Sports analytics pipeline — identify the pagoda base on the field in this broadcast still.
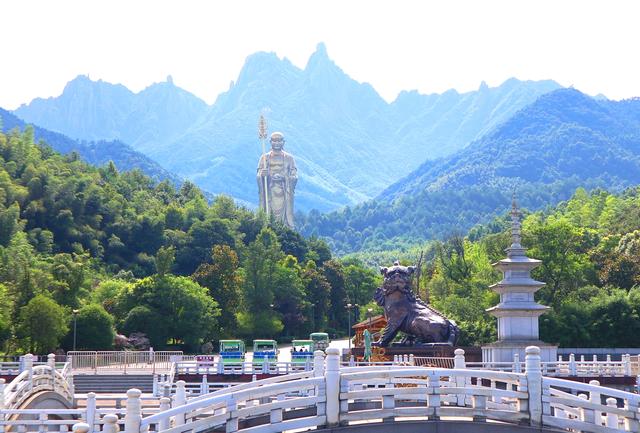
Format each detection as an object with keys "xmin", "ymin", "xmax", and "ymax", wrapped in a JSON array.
[{"xmin": 482, "ymin": 340, "xmax": 557, "ymax": 363}]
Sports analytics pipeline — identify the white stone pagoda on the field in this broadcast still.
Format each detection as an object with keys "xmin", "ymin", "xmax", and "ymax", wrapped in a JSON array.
[{"xmin": 482, "ymin": 197, "xmax": 557, "ymax": 363}]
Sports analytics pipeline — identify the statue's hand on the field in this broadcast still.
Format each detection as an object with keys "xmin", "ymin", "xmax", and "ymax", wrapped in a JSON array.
[
  {"xmin": 258, "ymin": 169, "xmax": 268, "ymax": 177},
  {"xmin": 272, "ymin": 173, "xmax": 284, "ymax": 181}
]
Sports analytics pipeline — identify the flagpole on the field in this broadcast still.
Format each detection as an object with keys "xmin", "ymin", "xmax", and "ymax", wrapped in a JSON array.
[{"xmin": 258, "ymin": 114, "xmax": 269, "ymax": 216}]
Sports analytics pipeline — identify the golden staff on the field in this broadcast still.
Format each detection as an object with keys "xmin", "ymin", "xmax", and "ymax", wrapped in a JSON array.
[{"xmin": 258, "ymin": 114, "xmax": 269, "ymax": 216}]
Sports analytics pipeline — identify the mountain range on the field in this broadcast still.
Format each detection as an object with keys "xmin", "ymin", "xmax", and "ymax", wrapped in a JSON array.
[
  {"xmin": 12, "ymin": 43, "xmax": 561, "ymax": 211},
  {"xmin": 297, "ymin": 89, "xmax": 640, "ymax": 253},
  {"xmin": 0, "ymin": 108, "xmax": 182, "ymax": 185}
]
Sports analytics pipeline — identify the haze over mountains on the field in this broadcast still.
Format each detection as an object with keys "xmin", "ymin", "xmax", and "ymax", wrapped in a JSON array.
[
  {"xmin": 298, "ymin": 89, "xmax": 640, "ymax": 253},
  {"xmin": 13, "ymin": 43, "xmax": 560, "ymax": 211}
]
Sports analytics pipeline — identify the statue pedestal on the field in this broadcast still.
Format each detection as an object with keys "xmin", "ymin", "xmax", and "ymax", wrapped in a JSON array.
[
  {"xmin": 482, "ymin": 340, "xmax": 557, "ymax": 363},
  {"xmin": 349, "ymin": 346, "xmax": 482, "ymax": 362}
]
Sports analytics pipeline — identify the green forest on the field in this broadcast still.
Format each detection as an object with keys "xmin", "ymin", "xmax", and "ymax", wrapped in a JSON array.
[
  {"xmin": 0, "ymin": 126, "xmax": 380, "ymax": 354},
  {"xmin": 413, "ymin": 187, "xmax": 640, "ymax": 347},
  {"xmin": 2, "ymin": 125, "xmax": 640, "ymax": 354}
]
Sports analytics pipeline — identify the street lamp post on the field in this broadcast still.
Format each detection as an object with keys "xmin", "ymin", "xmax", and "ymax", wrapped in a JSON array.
[
  {"xmin": 72, "ymin": 309, "xmax": 79, "ymax": 351},
  {"xmin": 346, "ymin": 303, "xmax": 359, "ymax": 351}
]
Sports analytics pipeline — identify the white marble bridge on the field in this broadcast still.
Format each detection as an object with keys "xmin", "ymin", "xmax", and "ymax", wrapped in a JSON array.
[{"xmin": 3, "ymin": 346, "xmax": 640, "ymax": 433}]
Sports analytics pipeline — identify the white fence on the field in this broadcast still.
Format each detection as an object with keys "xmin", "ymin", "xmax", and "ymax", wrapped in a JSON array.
[{"xmin": 68, "ymin": 351, "xmax": 182, "ymax": 374}]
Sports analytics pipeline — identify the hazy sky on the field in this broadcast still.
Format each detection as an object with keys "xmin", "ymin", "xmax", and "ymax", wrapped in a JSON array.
[{"xmin": 2, "ymin": 0, "xmax": 639, "ymax": 109}]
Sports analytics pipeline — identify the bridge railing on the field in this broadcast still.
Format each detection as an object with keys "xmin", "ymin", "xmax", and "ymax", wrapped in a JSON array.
[
  {"xmin": 1, "ymin": 354, "xmax": 73, "ymax": 411},
  {"xmin": 417, "ymin": 351, "xmax": 635, "ymax": 377},
  {"xmin": 173, "ymin": 358, "xmax": 314, "ymax": 376}
]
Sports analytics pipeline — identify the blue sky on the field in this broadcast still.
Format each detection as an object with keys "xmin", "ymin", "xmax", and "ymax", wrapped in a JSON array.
[{"xmin": 1, "ymin": 0, "xmax": 639, "ymax": 108}]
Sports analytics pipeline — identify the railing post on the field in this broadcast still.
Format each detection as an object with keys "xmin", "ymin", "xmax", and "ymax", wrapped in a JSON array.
[
  {"xmin": 606, "ymin": 397, "xmax": 618, "ymax": 429},
  {"xmin": 200, "ymin": 374, "xmax": 208, "ymax": 395},
  {"xmin": 270, "ymin": 394, "xmax": 285, "ymax": 424},
  {"xmin": 172, "ymin": 380, "xmax": 186, "ymax": 426},
  {"xmin": 72, "ymin": 423, "xmax": 90, "ymax": 433},
  {"xmin": 226, "ymin": 397, "xmax": 238, "ymax": 433},
  {"xmin": 453, "ymin": 349, "xmax": 466, "ymax": 406},
  {"xmin": 0, "ymin": 379, "xmax": 5, "ymax": 433},
  {"xmin": 102, "ymin": 414, "xmax": 119, "ymax": 433},
  {"xmin": 47, "ymin": 353, "xmax": 56, "ymax": 368},
  {"xmin": 525, "ymin": 346, "xmax": 542, "ymax": 427},
  {"xmin": 624, "ymin": 354, "xmax": 632, "ymax": 376},
  {"xmin": 513, "ymin": 353, "xmax": 520, "ymax": 373},
  {"xmin": 427, "ymin": 372, "xmax": 441, "ymax": 420},
  {"xmin": 569, "ymin": 353, "xmax": 576, "ymax": 376},
  {"xmin": 85, "ymin": 392, "xmax": 96, "ymax": 433},
  {"xmin": 625, "ymin": 396, "xmax": 640, "ymax": 431},
  {"xmin": 158, "ymin": 397, "xmax": 171, "ymax": 431},
  {"xmin": 124, "ymin": 388, "xmax": 142, "ymax": 433},
  {"xmin": 578, "ymin": 393, "xmax": 592, "ymax": 425},
  {"xmin": 324, "ymin": 347, "xmax": 341, "ymax": 427},
  {"xmin": 24, "ymin": 353, "xmax": 34, "ymax": 391},
  {"xmin": 152, "ymin": 375, "xmax": 158, "ymax": 396}
]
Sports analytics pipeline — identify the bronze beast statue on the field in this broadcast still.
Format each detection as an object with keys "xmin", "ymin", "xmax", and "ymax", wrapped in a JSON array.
[{"xmin": 374, "ymin": 262, "xmax": 459, "ymax": 347}]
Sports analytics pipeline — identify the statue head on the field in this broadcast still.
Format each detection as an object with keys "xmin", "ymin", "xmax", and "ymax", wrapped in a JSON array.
[
  {"xmin": 379, "ymin": 262, "xmax": 416, "ymax": 293},
  {"xmin": 270, "ymin": 132, "xmax": 285, "ymax": 151}
]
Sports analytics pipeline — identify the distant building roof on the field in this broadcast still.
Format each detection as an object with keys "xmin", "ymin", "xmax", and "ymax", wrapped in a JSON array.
[{"xmin": 352, "ymin": 315, "xmax": 386, "ymax": 329}]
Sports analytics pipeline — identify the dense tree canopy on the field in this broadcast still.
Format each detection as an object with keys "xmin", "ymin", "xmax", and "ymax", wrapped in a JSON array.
[{"xmin": 0, "ymin": 127, "xmax": 380, "ymax": 353}]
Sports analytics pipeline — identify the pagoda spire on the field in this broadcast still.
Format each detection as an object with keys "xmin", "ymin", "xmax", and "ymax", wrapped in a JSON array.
[{"xmin": 507, "ymin": 193, "xmax": 526, "ymax": 258}]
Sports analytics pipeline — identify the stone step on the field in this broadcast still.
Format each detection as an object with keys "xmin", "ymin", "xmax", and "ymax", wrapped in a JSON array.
[{"xmin": 73, "ymin": 375, "xmax": 155, "ymax": 393}]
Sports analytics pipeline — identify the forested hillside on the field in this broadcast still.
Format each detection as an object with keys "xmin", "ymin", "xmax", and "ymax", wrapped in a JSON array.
[
  {"xmin": 0, "ymin": 108, "xmax": 182, "ymax": 186},
  {"xmin": 417, "ymin": 188, "xmax": 640, "ymax": 347},
  {"xmin": 0, "ymin": 127, "xmax": 379, "ymax": 354},
  {"xmin": 300, "ymin": 89, "xmax": 640, "ymax": 254}
]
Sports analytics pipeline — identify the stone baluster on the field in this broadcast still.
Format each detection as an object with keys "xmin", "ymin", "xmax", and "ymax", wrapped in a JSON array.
[
  {"xmin": 577, "ymin": 393, "xmax": 593, "ymax": 426},
  {"xmin": 124, "ymin": 389, "xmax": 142, "ymax": 433},
  {"xmin": 314, "ymin": 350, "xmax": 326, "ymax": 416},
  {"xmin": 172, "ymin": 381, "xmax": 186, "ymax": 426},
  {"xmin": 525, "ymin": 346, "xmax": 542, "ymax": 427},
  {"xmin": 427, "ymin": 372, "xmax": 441, "ymax": 420},
  {"xmin": 158, "ymin": 397, "xmax": 171, "ymax": 431},
  {"xmin": 24, "ymin": 354, "xmax": 34, "ymax": 391},
  {"xmin": 606, "ymin": 355, "xmax": 612, "ymax": 375},
  {"xmin": 37, "ymin": 412, "xmax": 46, "ymax": 433},
  {"xmin": 453, "ymin": 349, "xmax": 466, "ymax": 406},
  {"xmin": 472, "ymin": 392, "xmax": 487, "ymax": 422},
  {"xmin": 592, "ymin": 355, "xmax": 599, "ymax": 375},
  {"xmin": 226, "ymin": 397, "xmax": 238, "ymax": 433},
  {"xmin": 409, "ymin": 354, "xmax": 415, "ymax": 366},
  {"xmin": 569, "ymin": 353, "xmax": 577, "ymax": 376},
  {"xmin": 625, "ymin": 396, "xmax": 640, "ymax": 431},
  {"xmin": 48, "ymin": 353, "xmax": 56, "ymax": 383},
  {"xmin": 623, "ymin": 354, "xmax": 632, "ymax": 376},
  {"xmin": 200, "ymin": 375, "xmax": 208, "ymax": 395},
  {"xmin": 102, "ymin": 414, "xmax": 119, "ymax": 433},
  {"xmin": 325, "ymin": 347, "xmax": 341, "ymax": 427},
  {"xmin": 605, "ymin": 398, "xmax": 618, "ymax": 429},
  {"xmin": 0, "ymin": 379, "xmax": 5, "ymax": 433},
  {"xmin": 270, "ymin": 394, "xmax": 285, "ymax": 425},
  {"xmin": 513, "ymin": 353, "xmax": 520, "ymax": 373},
  {"xmin": 85, "ymin": 392, "xmax": 96, "ymax": 433}
]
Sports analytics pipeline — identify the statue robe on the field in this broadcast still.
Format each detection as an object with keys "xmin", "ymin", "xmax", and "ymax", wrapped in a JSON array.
[{"xmin": 257, "ymin": 150, "xmax": 297, "ymax": 228}]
